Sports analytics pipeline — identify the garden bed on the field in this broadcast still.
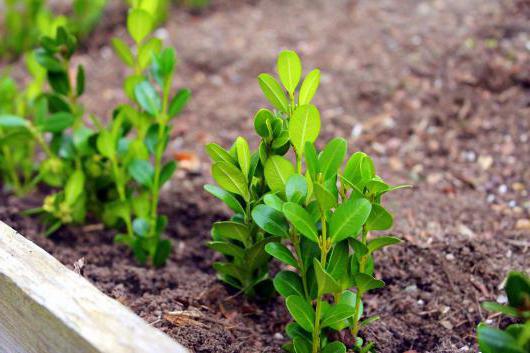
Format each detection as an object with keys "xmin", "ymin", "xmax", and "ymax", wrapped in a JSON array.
[{"xmin": 1, "ymin": 0, "xmax": 529, "ymax": 352}]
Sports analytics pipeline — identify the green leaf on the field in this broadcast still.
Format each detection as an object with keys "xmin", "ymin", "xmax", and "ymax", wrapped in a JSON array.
[
  {"xmin": 235, "ymin": 136, "xmax": 251, "ymax": 179},
  {"xmin": 254, "ymin": 109, "xmax": 273, "ymax": 137},
  {"xmin": 265, "ymin": 242, "xmax": 298, "ymax": 268},
  {"xmin": 286, "ymin": 174, "xmax": 308, "ymax": 204},
  {"xmin": 213, "ymin": 262, "xmax": 243, "ymax": 284},
  {"xmin": 367, "ymin": 236, "xmax": 401, "ymax": 254},
  {"xmin": 263, "ymin": 193, "xmax": 284, "ymax": 212},
  {"xmin": 354, "ymin": 273, "xmax": 385, "ymax": 295},
  {"xmin": 505, "ymin": 272, "xmax": 530, "ymax": 309},
  {"xmin": 203, "ymin": 184, "xmax": 245, "ymax": 215},
  {"xmin": 365, "ymin": 204, "xmax": 393, "ymax": 231},
  {"xmin": 313, "ymin": 258, "xmax": 341, "ymax": 295},
  {"xmin": 134, "ymin": 81, "xmax": 160, "ymax": 115},
  {"xmin": 205, "ymin": 143, "xmax": 237, "ymax": 165},
  {"xmin": 343, "ymin": 152, "xmax": 375, "ymax": 189},
  {"xmin": 208, "ymin": 241, "xmax": 245, "ymax": 258},
  {"xmin": 47, "ymin": 71, "xmax": 71, "ymax": 95},
  {"xmin": 481, "ymin": 302, "xmax": 520, "ymax": 317},
  {"xmin": 319, "ymin": 137, "xmax": 347, "ymax": 180},
  {"xmin": 305, "ymin": 142, "xmax": 319, "ymax": 180},
  {"xmin": 274, "ymin": 271, "xmax": 305, "ymax": 298},
  {"xmin": 286, "ymin": 295, "xmax": 315, "ymax": 333},
  {"xmin": 0, "ymin": 115, "xmax": 29, "ymax": 128},
  {"xmin": 289, "ymin": 104, "xmax": 321, "ymax": 156},
  {"xmin": 477, "ymin": 324, "xmax": 524, "ymax": 353},
  {"xmin": 212, "ymin": 221, "xmax": 249, "ymax": 244},
  {"xmin": 127, "ymin": 8, "xmax": 153, "ymax": 43},
  {"xmin": 212, "ymin": 161, "xmax": 250, "ymax": 201},
  {"xmin": 264, "ymin": 155, "xmax": 295, "ymax": 193},
  {"xmin": 39, "ymin": 112, "xmax": 75, "ymax": 133},
  {"xmin": 64, "ymin": 170, "xmax": 85, "ymax": 204},
  {"xmin": 321, "ymin": 341, "xmax": 346, "ymax": 353},
  {"xmin": 138, "ymin": 37, "xmax": 162, "ymax": 69},
  {"xmin": 299, "ymin": 69, "xmax": 321, "ymax": 106},
  {"xmin": 293, "ymin": 337, "xmax": 312, "ymax": 353},
  {"xmin": 168, "ymin": 88, "xmax": 191, "ymax": 118},
  {"xmin": 96, "ymin": 130, "xmax": 116, "ymax": 158},
  {"xmin": 327, "ymin": 240, "xmax": 350, "ymax": 285},
  {"xmin": 159, "ymin": 161, "xmax": 177, "ymax": 185},
  {"xmin": 76, "ymin": 65, "xmax": 85, "ymax": 97},
  {"xmin": 329, "ymin": 198, "xmax": 372, "ymax": 243},
  {"xmin": 257, "ymin": 73, "xmax": 289, "ymax": 112},
  {"xmin": 313, "ymin": 183, "xmax": 337, "ymax": 212},
  {"xmin": 277, "ymin": 50, "xmax": 302, "ymax": 95},
  {"xmin": 111, "ymin": 37, "xmax": 134, "ymax": 66},
  {"xmin": 252, "ymin": 204, "xmax": 289, "ymax": 237},
  {"xmin": 283, "ymin": 202, "xmax": 319, "ymax": 243},
  {"xmin": 132, "ymin": 218, "xmax": 150, "ymax": 237},
  {"xmin": 153, "ymin": 239, "xmax": 171, "ymax": 267},
  {"xmin": 321, "ymin": 304, "xmax": 356, "ymax": 328},
  {"xmin": 128, "ymin": 159, "xmax": 154, "ymax": 187}
]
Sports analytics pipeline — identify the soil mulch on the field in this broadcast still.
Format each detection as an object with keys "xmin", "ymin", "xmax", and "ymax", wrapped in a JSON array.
[{"xmin": 1, "ymin": 0, "xmax": 529, "ymax": 352}]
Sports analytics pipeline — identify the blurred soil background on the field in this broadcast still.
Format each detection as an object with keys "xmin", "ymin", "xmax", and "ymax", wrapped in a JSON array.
[{"xmin": 1, "ymin": 0, "xmax": 530, "ymax": 352}]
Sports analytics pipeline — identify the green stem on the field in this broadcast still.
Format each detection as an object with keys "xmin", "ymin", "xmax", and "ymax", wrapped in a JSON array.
[
  {"xmin": 312, "ymin": 212, "xmax": 329, "ymax": 353},
  {"xmin": 2, "ymin": 145, "xmax": 22, "ymax": 195},
  {"xmin": 291, "ymin": 230, "xmax": 309, "ymax": 299},
  {"xmin": 351, "ymin": 226, "xmax": 368, "ymax": 337}
]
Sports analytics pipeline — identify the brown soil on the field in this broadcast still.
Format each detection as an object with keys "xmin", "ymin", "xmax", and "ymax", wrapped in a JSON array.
[{"xmin": 1, "ymin": 0, "xmax": 530, "ymax": 352}]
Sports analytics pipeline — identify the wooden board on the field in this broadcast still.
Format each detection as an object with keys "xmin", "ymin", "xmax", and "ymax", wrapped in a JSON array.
[{"xmin": 0, "ymin": 221, "xmax": 189, "ymax": 353}]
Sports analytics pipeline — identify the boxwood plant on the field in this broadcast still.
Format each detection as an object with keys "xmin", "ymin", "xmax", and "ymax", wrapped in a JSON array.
[
  {"xmin": 478, "ymin": 271, "xmax": 530, "ymax": 353},
  {"xmin": 206, "ymin": 50, "xmax": 409, "ymax": 351},
  {"xmin": 101, "ymin": 1, "xmax": 190, "ymax": 266}
]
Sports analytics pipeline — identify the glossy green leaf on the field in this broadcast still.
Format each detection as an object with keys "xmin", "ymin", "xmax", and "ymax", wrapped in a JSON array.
[
  {"xmin": 0, "ymin": 115, "xmax": 29, "ymax": 128},
  {"xmin": 254, "ymin": 108, "xmax": 274, "ymax": 137},
  {"xmin": 274, "ymin": 271, "xmax": 305, "ymax": 298},
  {"xmin": 111, "ymin": 37, "xmax": 134, "ymax": 66},
  {"xmin": 265, "ymin": 242, "xmax": 298, "ymax": 268},
  {"xmin": 286, "ymin": 174, "xmax": 308, "ymax": 204},
  {"xmin": 354, "ymin": 273, "xmax": 385, "ymax": 295},
  {"xmin": 277, "ymin": 50, "xmax": 302, "ymax": 95},
  {"xmin": 212, "ymin": 161, "xmax": 250, "ymax": 201},
  {"xmin": 477, "ymin": 324, "xmax": 524, "ymax": 353},
  {"xmin": 365, "ymin": 204, "xmax": 393, "ymax": 231},
  {"xmin": 321, "ymin": 304, "xmax": 356, "ymax": 328},
  {"xmin": 205, "ymin": 143, "xmax": 237, "ymax": 165},
  {"xmin": 168, "ymin": 88, "xmax": 191, "ymax": 118},
  {"xmin": 305, "ymin": 142, "xmax": 319, "ymax": 180},
  {"xmin": 319, "ymin": 137, "xmax": 347, "ymax": 180},
  {"xmin": 367, "ymin": 236, "xmax": 401, "ymax": 254},
  {"xmin": 505, "ymin": 272, "xmax": 530, "ymax": 309},
  {"xmin": 97, "ymin": 130, "xmax": 115, "ymax": 158},
  {"xmin": 313, "ymin": 258, "xmax": 341, "ymax": 295},
  {"xmin": 252, "ymin": 204, "xmax": 289, "ymax": 237},
  {"xmin": 313, "ymin": 183, "xmax": 337, "ymax": 212},
  {"xmin": 299, "ymin": 69, "xmax": 320, "ymax": 106},
  {"xmin": 134, "ymin": 81, "xmax": 160, "ymax": 115},
  {"xmin": 128, "ymin": 159, "xmax": 154, "ymax": 187},
  {"xmin": 235, "ymin": 136, "xmax": 251, "ymax": 179},
  {"xmin": 257, "ymin": 73, "xmax": 289, "ymax": 113},
  {"xmin": 327, "ymin": 240, "xmax": 349, "ymax": 284},
  {"xmin": 64, "ymin": 170, "xmax": 85, "ymax": 204},
  {"xmin": 321, "ymin": 341, "xmax": 346, "ymax": 353},
  {"xmin": 159, "ymin": 161, "xmax": 177, "ymax": 185},
  {"xmin": 208, "ymin": 241, "xmax": 245, "ymax": 258},
  {"xmin": 39, "ymin": 112, "xmax": 75, "ymax": 133},
  {"xmin": 76, "ymin": 65, "xmax": 85, "ymax": 97},
  {"xmin": 132, "ymin": 218, "xmax": 150, "ymax": 237},
  {"xmin": 263, "ymin": 193, "xmax": 284, "ymax": 212},
  {"xmin": 203, "ymin": 184, "xmax": 245, "ymax": 215},
  {"xmin": 212, "ymin": 221, "xmax": 249, "ymax": 244},
  {"xmin": 153, "ymin": 239, "xmax": 171, "ymax": 267},
  {"xmin": 289, "ymin": 104, "xmax": 320, "ymax": 156},
  {"xmin": 283, "ymin": 202, "xmax": 319, "ymax": 243},
  {"xmin": 286, "ymin": 295, "xmax": 315, "ymax": 333},
  {"xmin": 127, "ymin": 9, "xmax": 153, "ymax": 43},
  {"xmin": 264, "ymin": 155, "xmax": 295, "ymax": 193},
  {"xmin": 293, "ymin": 337, "xmax": 312, "ymax": 353},
  {"xmin": 329, "ymin": 198, "xmax": 372, "ymax": 243}
]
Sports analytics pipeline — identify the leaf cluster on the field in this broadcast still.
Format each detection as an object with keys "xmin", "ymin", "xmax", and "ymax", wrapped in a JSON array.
[
  {"xmin": 478, "ymin": 271, "xmax": 530, "ymax": 353},
  {"xmin": 206, "ymin": 50, "xmax": 410, "ymax": 352}
]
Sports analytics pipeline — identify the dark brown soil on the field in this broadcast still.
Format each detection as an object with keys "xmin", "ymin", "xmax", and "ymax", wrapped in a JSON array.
[{"xmin": 1, "ymin": 0, "xmax": 530, "ymax": 352}]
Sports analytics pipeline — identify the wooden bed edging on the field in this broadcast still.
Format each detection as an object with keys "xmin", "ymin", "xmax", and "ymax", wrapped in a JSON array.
[{"xmin": 0, "ymin": 221, "xmax": 189, "ymax": 353}]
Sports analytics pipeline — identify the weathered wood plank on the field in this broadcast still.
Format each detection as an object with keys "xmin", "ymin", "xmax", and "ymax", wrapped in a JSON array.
[{"xmin": 0, "ymin": 221, "xmax": 189, "ymax": 353}]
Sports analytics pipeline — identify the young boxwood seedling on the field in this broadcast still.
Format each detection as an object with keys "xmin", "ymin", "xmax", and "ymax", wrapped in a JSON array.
[
  {"xmin": 243, "ymin": 51, "xmax": 408, "ymax": 352},
  {"xmin": 477, "ymin": 271, "xmax": 530, "ymax": 353},
  {"xmin": 203, "ymin": 51, "xmax": 319, "ymax": 297},
  {"xmin": 0, "ymin": 53, "xmax": 45, "ymax": 195},
  {"xmin": 101, "ymin": 1, "xmax": 190, "ymax": 266}
]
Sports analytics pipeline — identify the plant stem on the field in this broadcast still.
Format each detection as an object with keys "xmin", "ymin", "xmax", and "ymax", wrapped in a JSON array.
[
  {"xmin": 351, "ymin": 225, "xmax": 369, "ymax": 337},
  {"xmin": 291, "ymin": 230, "xmax": 309, "ymax": 299},
  {"xmin": 312, "ymin": 212, "xmax": 329, "ymax": 353}
]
